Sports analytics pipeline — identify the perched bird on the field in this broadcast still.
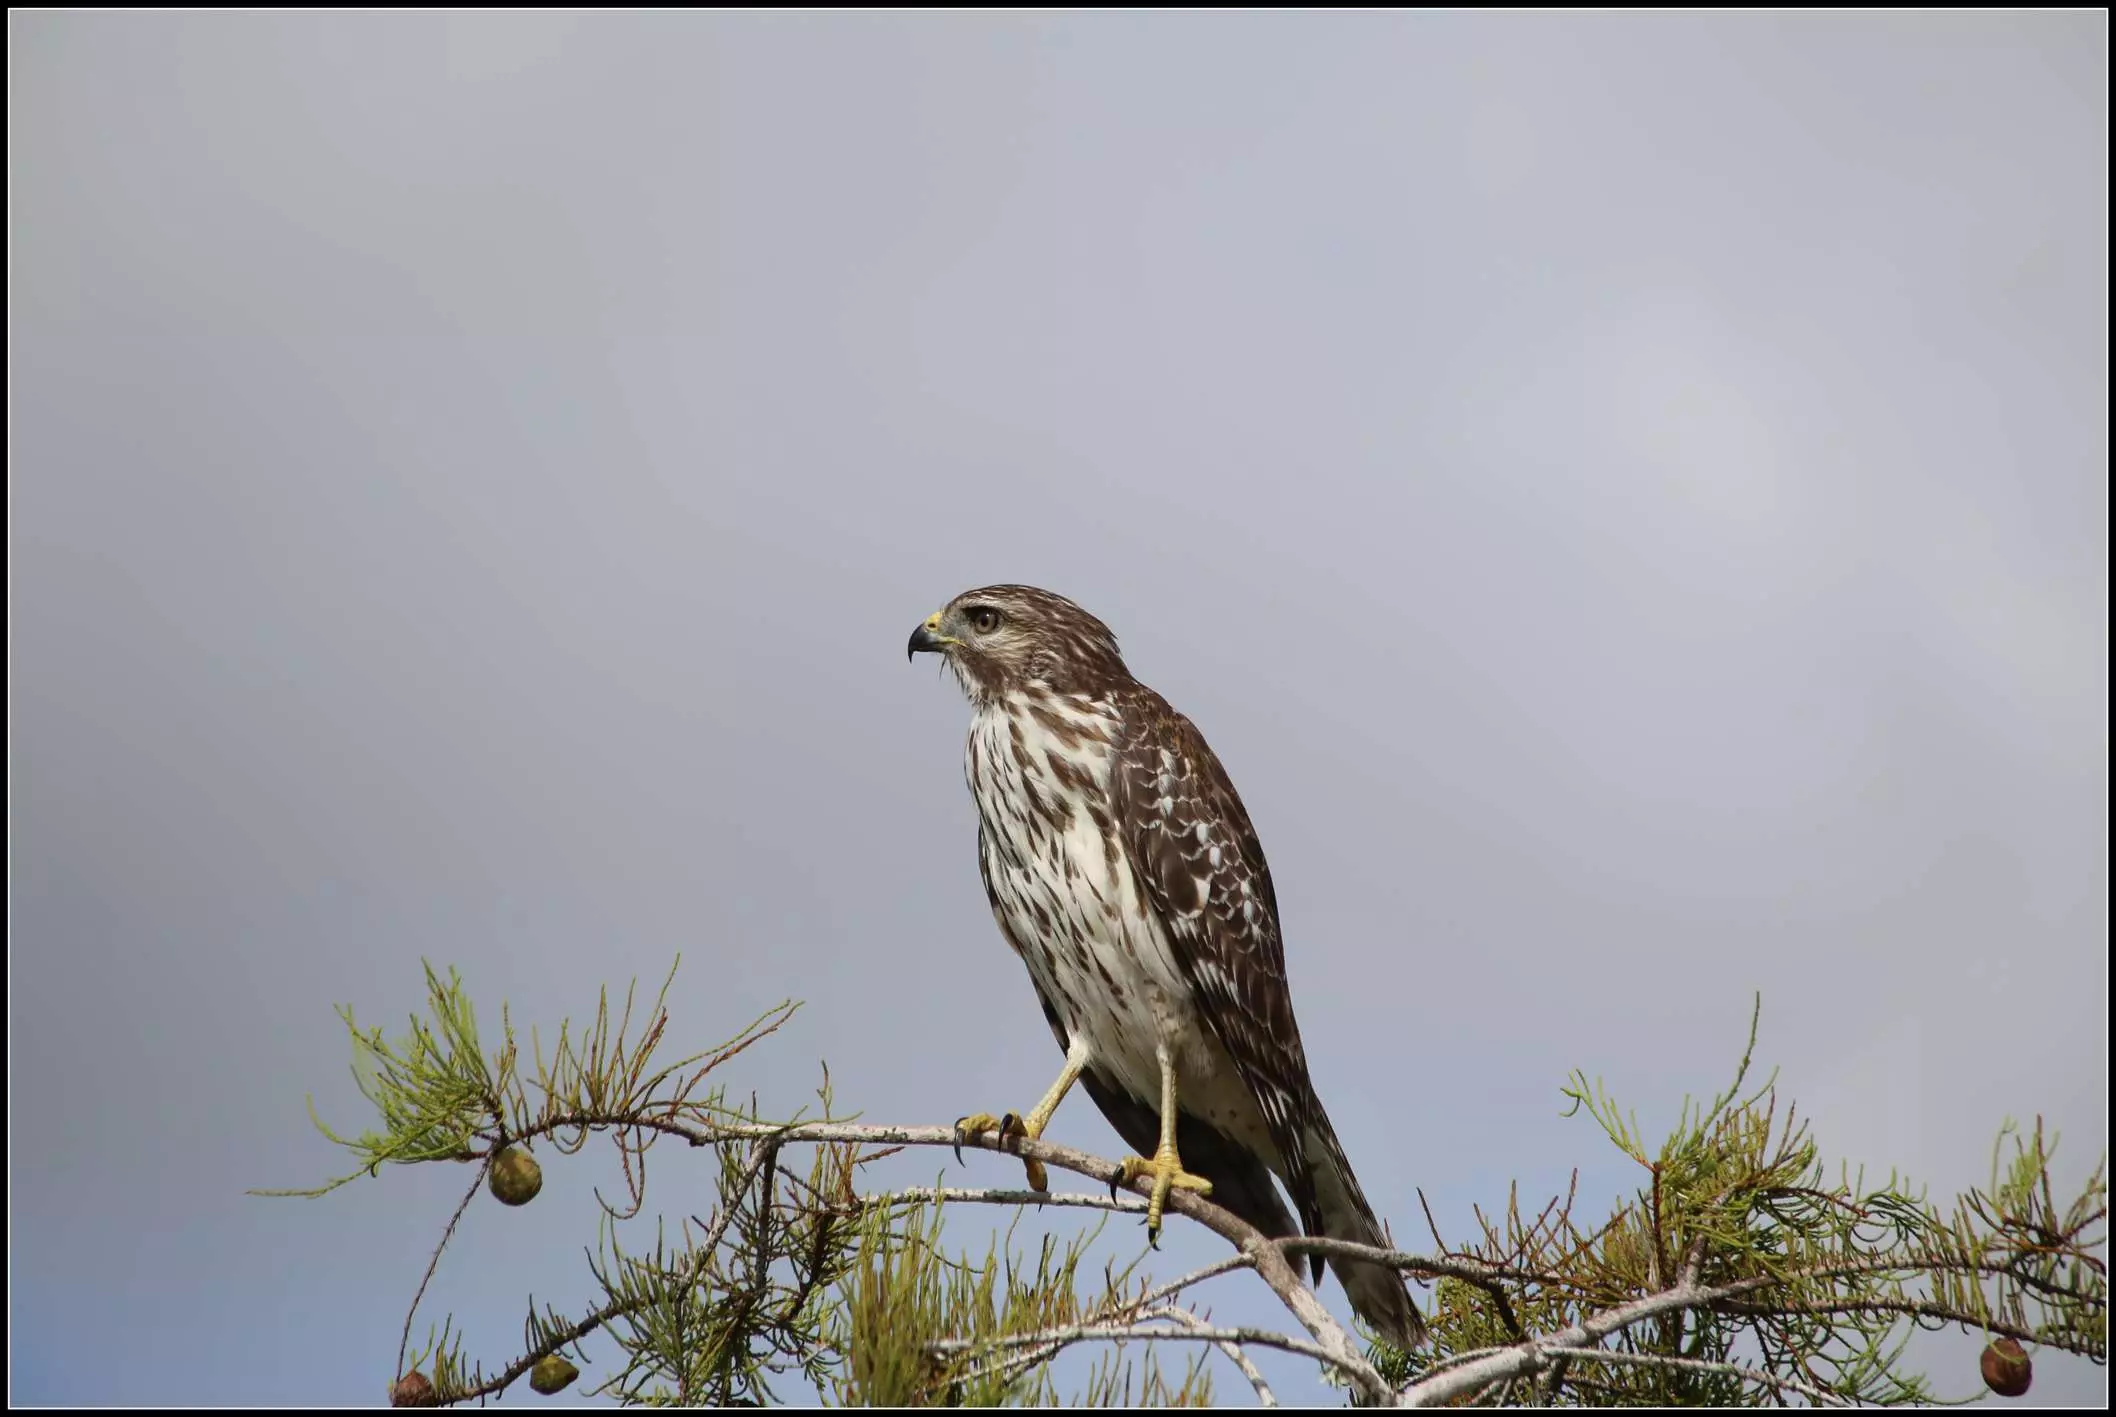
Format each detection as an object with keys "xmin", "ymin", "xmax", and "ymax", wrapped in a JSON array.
[{"xmin": 908, "ymin": 584, "xmax": 1425, "ymax": 1351}]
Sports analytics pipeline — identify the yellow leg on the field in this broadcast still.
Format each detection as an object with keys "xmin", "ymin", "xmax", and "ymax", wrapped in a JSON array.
[
  {"xmin": 1116, "ymin": 1042, "xmax": 1212, "ymax": 1243},
  {"xmin": 955, "ymin": 1037, "xmax": 1089, "ymax": 1191}
]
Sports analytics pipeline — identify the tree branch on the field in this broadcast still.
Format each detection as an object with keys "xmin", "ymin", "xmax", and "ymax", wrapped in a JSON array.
[
  {"xmin": 397, "ymin": 1160, "xmax": 489, "ymax": 1380},
  {"xmin": 861, "ymin": 1184, "xmax": 1150, "ymax": 1217},
  {"xmin": 934, "ymin": 1318, "xmax": 1359, "ymax": 1375},
  {"xmin": 1551, "ymin": 1346, "xmax": 1847, "ymax": 1407},
  {"xmin": 435, "ymin": 1112, "xmax": 2100, "ymax": 1410},
  {"xmin": 1402, "ymin": 1280, "xmax": 1724, "ymax": 1407},
  {"xmin": 1144, "ymin": 1305, "xmax": 1279, "ymax": 1407},
  {"xmin": 430, "ymin": 1138, "xmax": 782, "ymax": 1405},
  {"xmin": 495, "ymin": 1117, "xmax": 1401, "ymax": 1405}
]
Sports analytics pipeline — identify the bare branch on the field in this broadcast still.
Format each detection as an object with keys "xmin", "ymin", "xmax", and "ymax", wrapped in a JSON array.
[
  {"xmin": 397, "ymin": 1160, "xmax": 489, "ymax": 1380},
  {"xmin": 1130, "ymin": 1252, "xmax": 1262, "ymax": 1315},
  {"xmin": 1710, "ymin": 1296, "xmax": 2049, "ymax": 1348},
  {"xmin": 1274, "ymin": 1233, "xmax": 1553, "ymax": 1288},
  {"xmin": 940, "ymin": 1241, "xmax": 1266, "ymax": 1399},
  {"xmin": 1398, "ymin": 1255, "xmax": 2058, "ymax": 1409},
  {"xmin": 653, "ymin": 1120, "xmax": 1397, "ymax": 1404},
  {"xmin": 935, "ymin": 1318, "xmax": 1360, "ymax": 1374},
  {"xmin": 435, "ymin": 1139, "xmax": 784, "ymax": 1405},
  {"xmin": 861, "ymin": 1184, "xmax": 1150, "ymax": 1218},
  {"xmin": 1552, "ymin": 1346, "xmax": 1849, "ymax": 1407},
  {"xmin": 296, "ymin": 967, "xmax": 2107, "ymax": 1409},
  {"xmin": 1144, "ymin": 1305, "xmax": 1279, "ymax": 1407},
  {"xmin": 1403, "ymin": 1280, "xmax": 1724, "ymax": 1407}
]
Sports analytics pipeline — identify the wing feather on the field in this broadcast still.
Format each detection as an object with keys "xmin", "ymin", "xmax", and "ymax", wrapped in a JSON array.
[
  {"xmin": 976, "ymin": 819, "xmax": 1300, "ymax": 1243},
  {"xmin": 1109, "ymin": 689, "xmax": 1327, "ymax": 1253}
]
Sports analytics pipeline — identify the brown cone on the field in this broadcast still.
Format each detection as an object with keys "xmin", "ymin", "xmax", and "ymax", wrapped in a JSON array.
[
  {"xmin": 1980, "ymin": 1338, "xmax": 2032, "ymax": 1398},
  {"xmin": 390, "ymin": 1370, "xmax": 440, "ymax": 1407}
]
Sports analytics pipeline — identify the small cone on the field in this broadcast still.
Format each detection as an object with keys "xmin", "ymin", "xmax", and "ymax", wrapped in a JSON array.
[
  {"xmin": 390, "ymin": 1370, "xmax": 439, "ymax": 1407},
  {"xmin": 1980, "ymin": 1338, "xmax": 2032, "ymax": 1398},
  {"xmin": 530, "ymin": 1355, "xmax": 580, "ymax": 1395},
  {"xmin": 488, "ymin": 1147, "xmax": 544, "ymax": 1207}
]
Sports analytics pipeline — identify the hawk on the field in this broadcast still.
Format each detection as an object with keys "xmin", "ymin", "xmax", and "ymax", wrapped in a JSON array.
[{"xmin": 908, "ymin": 584, "xmax": 1426, "ymax": 1351}]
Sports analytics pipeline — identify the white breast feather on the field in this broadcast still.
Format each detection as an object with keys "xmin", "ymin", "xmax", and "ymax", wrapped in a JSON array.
[{"xmin": 963, "ymin": 692, "xmax": 1279, "ymax": 1165}]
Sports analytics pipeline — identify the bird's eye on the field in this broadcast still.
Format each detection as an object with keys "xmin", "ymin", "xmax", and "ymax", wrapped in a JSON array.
[{"xmin": 969, "ymin": 606, "xmax": 1002, "ymax": 634}]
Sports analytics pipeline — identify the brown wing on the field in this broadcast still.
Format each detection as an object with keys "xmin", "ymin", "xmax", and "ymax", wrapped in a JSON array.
[
  {"xmin": 975, "ymin": 820, "xmax": 1302, "ymax": 1247},
  {"xmin": 1109, "ymin": 688, "xmax": 1328, "ymax": 1252}
]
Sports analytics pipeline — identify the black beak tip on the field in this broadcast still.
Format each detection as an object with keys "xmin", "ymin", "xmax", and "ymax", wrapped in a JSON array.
[{"xmin": 908, "ymin": 623, "xmax": 943, "ymax": 662}]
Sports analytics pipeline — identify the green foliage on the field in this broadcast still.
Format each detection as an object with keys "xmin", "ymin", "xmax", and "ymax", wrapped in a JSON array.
[
  {"xmin": 254, "ymin": 963, "xmax": 498, "ymax": 1194},
  {"xmin": 266, "ymin": 969, "xmax": 2106, "ymax": 1408},
  {"xmin": 833, "ymin": 1197, "xmax": 1210, "ymax": 1407},
  {"xmin": 1400, "ymin": 996, "xmax": 2107, "ymax": 1405},
  {"xmin": 264, "ymin": 962, "xmax": 1214, "ymax": 1406},
  {"xmin": 574, "ymin": 1123, "xmax": 859, "ymax": 1406}
]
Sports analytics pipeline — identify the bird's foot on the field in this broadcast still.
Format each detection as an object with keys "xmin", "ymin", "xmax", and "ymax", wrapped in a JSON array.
[
  {"xmin": 953, "ymin": 1111, "xmax": 1049, "ymax": 1191},
  {"xmin": 1114, "ymin": 1147, "xmax": 1212, "ymax": 1245}
]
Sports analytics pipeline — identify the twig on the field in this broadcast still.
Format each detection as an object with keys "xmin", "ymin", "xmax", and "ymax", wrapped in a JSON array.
[
  {"xmin": 1398, "ymin": 1258, "xmax": 1996, "ymax": 1408},
  {"xmin": 1711, "ymin": 1296, "xmax": 2049, "ymax": 1348},
  {"xmin": 1129, "ymin": 1251, "xmax": 1261, "ymax": 1315},
  {"xmin": 1403, "ymin": 1280, "xmax": 1725, "ymax": 1407},
  {"xmin": 1240, "ymin": 1229, "xmax": 1391, "ymax": 1402},
  {"xmin": 437, "ymin": 1112, "xmax": 2102, "ymax": 1410},
  {"xmin": 953, "ymin": 1244, "xmax": 1262, "ymax": 1394},
  {"xmin": 1412, "ymin": 1343, "xmax": 1517, "ymax": 1380},
  {"xmin": 1552, "ymin": 1346, "xmax": 1850, "ymax": 1406},
  {"xmin": 643, "ymin": 1119, "xmax": 1394, "ymax": 1405},
  {"xmin": 934, "ymin": 1319, "xmax": 1359, "ymax": 1374},
  {"xmin": 1274, "ymin": 1233, "xmax": 1552, "ymax": 1289},
  {"xmin": 397, "ymin": 1160, "xmax": 491, "ymax": 1379},
  {"xmin": 435, "ymin": 1140, "xmax": 782, "ymax": 1404},
  {"xmin": 1145, "ymin": 1305, "xmax": 1278, "ymax": 1406},
  {"xmin": 862, "ymin": 1185, "xmax": 1150, "ymax": 1217}
]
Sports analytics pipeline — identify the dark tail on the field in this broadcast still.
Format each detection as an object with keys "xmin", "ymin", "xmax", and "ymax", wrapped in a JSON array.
[
  {"xmin": 1303, "ymin": 1112, "xmax": 1427, "ymax": 1351},
  {"xmin": 1082, "ymin": 1067, "xmax": 1425, "ymax": 1349}
]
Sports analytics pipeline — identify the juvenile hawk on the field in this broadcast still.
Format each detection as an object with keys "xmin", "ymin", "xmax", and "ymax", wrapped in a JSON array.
[{"xmin": 908, "ymin": 584, "xmax": 1425, "ymax": 1351}]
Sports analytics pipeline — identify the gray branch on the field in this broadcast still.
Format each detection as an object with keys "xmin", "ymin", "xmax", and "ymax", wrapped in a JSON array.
[
  {"xmin": 1552, "ymin": 1346, "xmax": 1850, "ymax": 1406},
  {"xmin": 1143, "ymin": 1305, "xmax": 1279, "ymax": 1407}
]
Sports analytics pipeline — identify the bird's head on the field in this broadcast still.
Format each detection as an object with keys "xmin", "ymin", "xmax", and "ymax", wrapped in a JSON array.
[{"xmin": 907, "ymin": 585, "xmax": 1129, "ymax": 702}]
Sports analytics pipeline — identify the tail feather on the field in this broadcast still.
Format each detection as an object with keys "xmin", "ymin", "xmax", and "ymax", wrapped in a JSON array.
[
  {"xmin": 1080, "ymin": 1066, "xmax": 1426, "ymax": 1351},
  {"xmin": 1305, "ymin": 1119, "xmax": 1428, "ymax": 1352}
]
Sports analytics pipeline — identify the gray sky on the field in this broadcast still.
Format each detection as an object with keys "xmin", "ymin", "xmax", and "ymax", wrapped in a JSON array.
[{"xmin": 10, "ymin": 11, "xmax": 2106, "ymax": 1406}]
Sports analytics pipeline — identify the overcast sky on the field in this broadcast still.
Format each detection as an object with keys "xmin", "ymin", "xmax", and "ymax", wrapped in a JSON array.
[{"xmin": 10, "ymin": 11, "xmax": 2106, "ymax": 1407}]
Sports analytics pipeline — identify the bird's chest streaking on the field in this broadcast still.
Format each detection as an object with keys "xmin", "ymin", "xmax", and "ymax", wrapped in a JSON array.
[{"xmin": 965, "ymin": 692, "xmax": 1272, "ymax": 1157}]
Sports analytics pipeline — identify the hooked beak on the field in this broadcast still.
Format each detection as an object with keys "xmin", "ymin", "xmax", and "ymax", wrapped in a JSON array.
[{"xmin": 907, "ymin": 612, "xmax": 957, "ymax": 662}]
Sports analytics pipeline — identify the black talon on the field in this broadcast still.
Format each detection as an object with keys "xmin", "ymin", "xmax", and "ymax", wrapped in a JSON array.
[
  {"xmin": 1109, "ymin": 1168, "xmax": 1124, "ymax": 1200},
  {"xmin": 952, "ymin": 1117, "xmax": 969, "ymax": 1166}
]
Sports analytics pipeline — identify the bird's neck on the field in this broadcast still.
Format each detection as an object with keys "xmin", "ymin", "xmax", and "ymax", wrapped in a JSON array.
[{"xmin": 968, "ymin": 688, "xmax": 1123, "ymax": 800}]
